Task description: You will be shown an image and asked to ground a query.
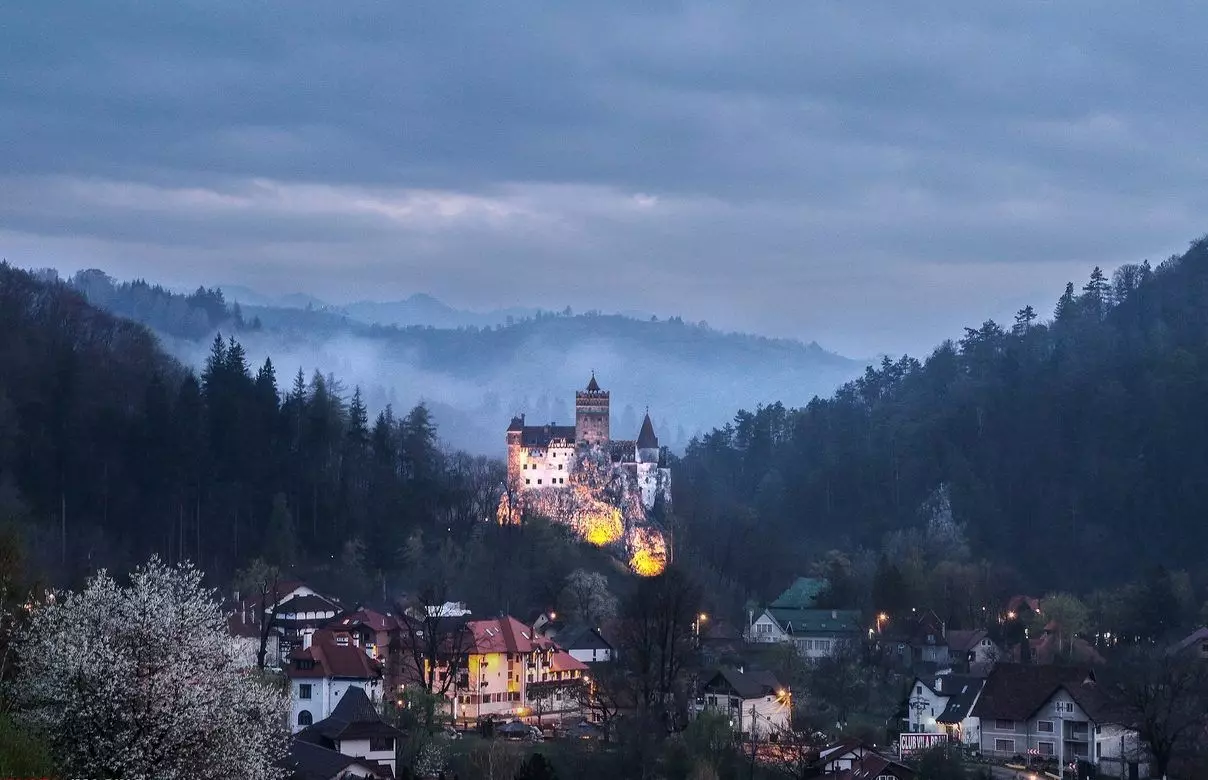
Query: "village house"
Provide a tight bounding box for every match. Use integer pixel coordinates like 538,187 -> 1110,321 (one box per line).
287,628 -> 385,733
746,577 -> 862,658
903,672 -> 985,747
970,664 -> 1144,774
818,740 -> 888,774
445,616 -> 588,724
292,686 -> 402,777
328,607 -> 398,661
282,741 -> 393,780
834,754 -> 917,780
549,622 -> 615,664
276,590 -> 344,658
945,628 -> 1002,673
693,668 -> 790,740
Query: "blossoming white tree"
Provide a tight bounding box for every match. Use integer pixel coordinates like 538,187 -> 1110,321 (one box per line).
12,557 -> 289,780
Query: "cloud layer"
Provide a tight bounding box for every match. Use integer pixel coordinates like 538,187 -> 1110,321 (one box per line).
3,2 -> 1206,355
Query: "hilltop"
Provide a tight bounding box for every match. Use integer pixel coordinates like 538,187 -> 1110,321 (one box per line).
62,270 -> 861,453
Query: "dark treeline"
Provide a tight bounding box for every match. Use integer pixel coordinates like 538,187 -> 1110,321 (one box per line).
676,236 -> 1208,600
0,263 -> 524,594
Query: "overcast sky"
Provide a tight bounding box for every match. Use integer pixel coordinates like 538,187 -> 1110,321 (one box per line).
3,2 -> 1206,356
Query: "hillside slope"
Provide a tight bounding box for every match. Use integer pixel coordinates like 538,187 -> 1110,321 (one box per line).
676,236 -> 1208,597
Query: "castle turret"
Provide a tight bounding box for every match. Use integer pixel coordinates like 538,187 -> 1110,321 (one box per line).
636,411 -> 659,464
506,414 -> 525,484
575,373 -> 610,446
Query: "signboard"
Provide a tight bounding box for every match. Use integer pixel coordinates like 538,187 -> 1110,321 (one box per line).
899,732 -> 950,755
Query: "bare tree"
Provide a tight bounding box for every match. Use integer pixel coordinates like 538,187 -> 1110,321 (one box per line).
619,565 -> 702,729
234,558 -> 286,671
559,568 -> 618,625
390,583 -> 476,730
575,662 -> 630,743
1113,647 -> 1208,778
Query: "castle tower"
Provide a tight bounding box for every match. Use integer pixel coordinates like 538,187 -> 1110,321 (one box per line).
506,414 -> 525,484
575,373 -> 610,446
636,410 -> 659,464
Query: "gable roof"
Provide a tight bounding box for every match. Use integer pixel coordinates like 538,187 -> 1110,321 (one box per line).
520,425 -> 576,448
282,739 -> 392,780
766,607 -> 862,637
555,623 -> 613,652
770,577 -> 828,609
934,676 -> 985,724
701,668 -> 783,700
946,629 -> 990,655
971,663 -> 1096,722
277,593 -> 343,615
287,630 -> 384,680
836,754 -> 916,780
298,686 -> 402,743
468,615 -> 555,655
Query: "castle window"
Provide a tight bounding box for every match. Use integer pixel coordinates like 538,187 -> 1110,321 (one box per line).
537,480 -> 542,485
558,465 -> 563,470
525,479 -> 531,485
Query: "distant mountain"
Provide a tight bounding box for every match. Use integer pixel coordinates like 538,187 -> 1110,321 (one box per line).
218,284 -> 545,329
64,269 -> 863,454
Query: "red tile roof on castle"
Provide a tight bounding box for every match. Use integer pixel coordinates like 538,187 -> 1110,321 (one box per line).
287,629 -> 383,680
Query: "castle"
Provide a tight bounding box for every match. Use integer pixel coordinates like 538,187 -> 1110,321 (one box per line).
505,374 -> 670,511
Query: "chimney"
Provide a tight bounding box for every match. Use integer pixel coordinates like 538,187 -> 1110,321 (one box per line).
935,676 -> 942,693
831,610 -> 837,619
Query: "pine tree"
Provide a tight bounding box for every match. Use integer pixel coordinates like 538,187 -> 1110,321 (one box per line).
263,493 -> 298,570
1053,282 -> 1076,322
1012,305 -> 1037,335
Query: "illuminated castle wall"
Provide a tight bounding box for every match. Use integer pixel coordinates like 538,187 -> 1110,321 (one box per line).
502,375 -> 671,575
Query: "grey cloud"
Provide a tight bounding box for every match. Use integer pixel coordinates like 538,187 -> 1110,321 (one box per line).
2,2 -> 1207,356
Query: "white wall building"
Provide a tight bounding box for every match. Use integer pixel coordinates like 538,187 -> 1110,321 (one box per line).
287,629 -> 384,733
904,672 -> 984,746
694,668 -> 790,740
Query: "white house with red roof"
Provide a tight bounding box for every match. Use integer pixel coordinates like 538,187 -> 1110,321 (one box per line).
451,615 -> 589,723
287,628 -> 385,733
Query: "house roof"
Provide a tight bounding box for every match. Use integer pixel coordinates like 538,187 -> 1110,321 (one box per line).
283,738 -> 393,780
946,629 -> 990,655
555,623 -> 613,652
550,650 -> 589,673
586,373 -> 600,392
297,686 -> 402,743
971,663 -> 1099,722
637,413 -> 659,448
770,577 -> 828,609
766,607 -> 862,637
934,676 -> 985,724
468,615 -> 555,655
507,414 -> 526,432
836,755 -> 916,780
701,668 -> 784,700
287,630 -> 384,680
332,608 -> 397,634
278,593 -> 342,615
227,611 -> 281,639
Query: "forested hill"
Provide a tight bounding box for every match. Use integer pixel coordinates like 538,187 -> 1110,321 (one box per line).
60,270 -> 860,454
676,236 -> 1208,599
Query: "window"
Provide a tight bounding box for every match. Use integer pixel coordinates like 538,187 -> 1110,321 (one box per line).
916,685 -> 923,695
1038,741 -> 1055,756
525,479 -> 531,485
335,635 -> 349,646
1058,701 -> 1075,714
299,684 -> 312,700
369,736 -> 395,752
994,738 -> 1015,752
558,464 -> 563,470
298,710 -> 313,727
995,720 -> 1015,731
1037,720 -> 1054,733
537,479 -> 542,485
